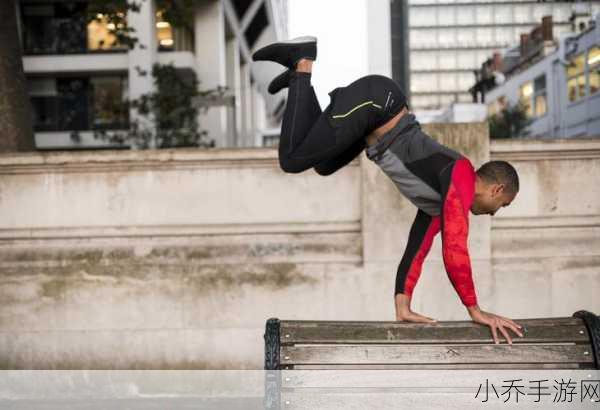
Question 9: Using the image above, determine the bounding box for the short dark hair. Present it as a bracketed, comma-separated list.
[476, 161, 519, 194]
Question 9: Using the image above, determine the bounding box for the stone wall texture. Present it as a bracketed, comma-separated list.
[0, 125, 598, 369]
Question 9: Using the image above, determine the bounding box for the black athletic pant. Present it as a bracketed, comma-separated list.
[278, 72, 406, 175]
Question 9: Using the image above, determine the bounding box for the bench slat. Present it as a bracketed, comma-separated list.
[281, 317, 581, 328]
[288, 363, 591, 370]
[280, 344, 594, 365]
[279, 323, 588, 344]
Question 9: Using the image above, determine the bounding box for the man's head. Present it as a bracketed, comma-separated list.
[472, 161, 519, 216]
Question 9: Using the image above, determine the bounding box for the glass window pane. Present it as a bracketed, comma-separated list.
[441, 73, 457, 92]
[520, 81, 533, 99]
[411, 95, 439, 109]
[438, 51, 457, 70]
[456, 28, 474, 48]
[412, 51, 437, 70]
[411, 73, 439, 93]
[519, 81, 533, 117]
[455, 5, 474, 25]
[437, 6, 456, 26]
[590, 65, 600, 95]
[57, 77, 90, 130]
[534, 75, 546, 92]
[588, 46, 600, 67]
[567, 54, 585, 77]
[87, 16, 121, 50]
[577, 73, 586, 99]
[535, 94, 547, 117]
[552, 5, 572, 23]
[91, 77, 127, 129]
[156, 12, 174, 51]
[458, 72, 474, 89]
[495, 27, 512, 46]
[532, 4, 553, 22]
[476, 28, 493, 46]
[438, 28, 456, 47]
[476, 5, 492, 25]
[410, 7, 433, 27]
[457, 50, 476, 68]
[567, 78, 578, 102]
[513, 5, 531, 24]
[493, 4, 513, 24]
[410, 29, 436, 48]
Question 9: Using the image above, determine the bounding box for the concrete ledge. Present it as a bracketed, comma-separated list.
[491, 138, 600, 161]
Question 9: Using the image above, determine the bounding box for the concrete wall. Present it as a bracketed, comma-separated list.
[1, 126, 599, 369]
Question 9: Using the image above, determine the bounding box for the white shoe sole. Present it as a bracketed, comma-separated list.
[282, 36, 317, 44]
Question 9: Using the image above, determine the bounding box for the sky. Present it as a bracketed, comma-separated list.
[287, 0, 369, 108]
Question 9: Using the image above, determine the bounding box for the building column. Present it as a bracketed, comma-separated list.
[240, 62, 253, 146]
[128, 0, 157, 148]
[226, 37, 242, 147]
[366, 0, 392, 77]
[194, 0, 228, 147]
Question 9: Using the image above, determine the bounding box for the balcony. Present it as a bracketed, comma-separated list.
[29, 76, 129, 133]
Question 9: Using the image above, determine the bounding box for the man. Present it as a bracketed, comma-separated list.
[253, 37, 524, 345]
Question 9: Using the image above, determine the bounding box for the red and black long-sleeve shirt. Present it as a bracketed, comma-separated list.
[365, 113, 478, 307]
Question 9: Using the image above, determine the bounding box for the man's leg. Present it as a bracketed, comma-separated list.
[313, 139, 365, 176]
[278, 60, 375, 174]
[278, 60, 341, 173]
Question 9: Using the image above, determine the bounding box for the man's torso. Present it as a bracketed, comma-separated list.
[365, 113, 467, 216]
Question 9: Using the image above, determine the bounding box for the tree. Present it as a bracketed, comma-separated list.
[87, 63, 225, 148]
[488, 102, 533, 139]
[0, 0, 35, 152]
[83, 0, 225, 149]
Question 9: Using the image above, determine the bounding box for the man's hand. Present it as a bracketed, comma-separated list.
[467, 305, 524, 344]
[395, 293, 437, 323]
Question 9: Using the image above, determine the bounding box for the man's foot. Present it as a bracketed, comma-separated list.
[252, 36, 317, 69]
[268, 69, 291, 94]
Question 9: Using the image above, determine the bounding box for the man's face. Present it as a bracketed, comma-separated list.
[471, 183, 516, 216]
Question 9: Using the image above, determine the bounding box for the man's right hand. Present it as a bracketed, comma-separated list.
[395, 293, 437, 323]
[467, 305, 524, 344]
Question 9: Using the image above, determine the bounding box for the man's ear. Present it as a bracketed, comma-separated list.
[492, 183, 505, 197]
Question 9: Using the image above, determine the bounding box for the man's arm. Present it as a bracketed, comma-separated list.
[439, 158, 478, 307]
[394, 209, 440, 323]
[440, 158, 524, 343]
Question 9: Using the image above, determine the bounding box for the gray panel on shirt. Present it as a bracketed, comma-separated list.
[374, 149, 442, 216]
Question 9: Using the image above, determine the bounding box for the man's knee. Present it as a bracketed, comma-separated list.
[314, 164, 335, 176]
[279, 157, 305, 174]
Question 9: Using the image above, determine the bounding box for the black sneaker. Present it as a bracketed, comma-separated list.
[268, 69, 292, 94]
[252, 36, 317, 69]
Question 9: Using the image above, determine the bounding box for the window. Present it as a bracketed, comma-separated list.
[519, 74, 547, 118]
[567, 54, 586, 102]
[488, 96, 507, 116]
[588, 46, 600, 95]
[28, 76, 128, 132]
[90, 77, 128, 129]
[412, 51, 437, 70]
[156, 11, 174, 51]
[519, 81, 533, 117]
[533, 75, 547, 117]
[87, 14, 120, 50]
[21, 1, 126, 54]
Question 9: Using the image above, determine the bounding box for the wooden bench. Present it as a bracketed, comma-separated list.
[264, 310, 600, 370]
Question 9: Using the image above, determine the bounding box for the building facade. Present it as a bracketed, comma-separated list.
[486, 13, 599, 138]
[405, 0, 599, 113]
[18, 0, 288, 150]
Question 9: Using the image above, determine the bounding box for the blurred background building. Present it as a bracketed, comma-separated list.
[17, 0, 288, 150]
[480, 11, 599, 138]
[398, 0, 600, 123]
